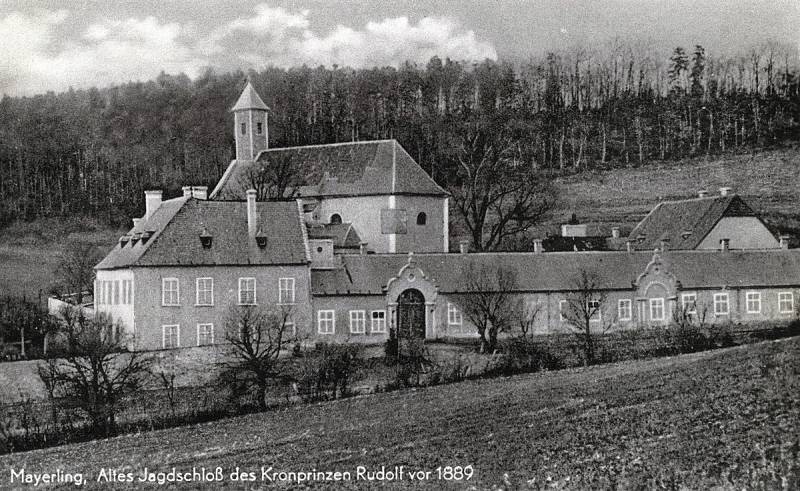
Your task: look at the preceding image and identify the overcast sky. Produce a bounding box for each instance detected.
[1,0,798,96]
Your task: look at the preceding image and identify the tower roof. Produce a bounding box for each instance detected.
[231,80,269,112]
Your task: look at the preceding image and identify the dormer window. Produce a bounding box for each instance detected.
[200,228,213,249]
[256,229,268,249]
[119,235,130,247]
[416,212,427,225]
[330,213,342,225]
[130,232,142,245]
[141,230,154,244]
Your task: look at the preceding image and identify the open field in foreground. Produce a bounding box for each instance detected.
[1,337,798,489]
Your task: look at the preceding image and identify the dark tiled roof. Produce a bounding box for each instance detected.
[311,250,800,295]
[306,222,362,249]
[211,140,446,199]
[96,199,308,269]
[231,81,269,111]
[628,195,763,250]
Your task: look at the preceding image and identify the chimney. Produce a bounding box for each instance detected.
[611,227,620,239]
[720,238,730,252]
[144,190,162,220]
[459,240,470,254]
[132,218,143,231]
[660,238,670,252]
[626,240,633,253]
[246,189,258,238]
[533,239,544,253]
[182,186,192,197]
[360,242,369,255]
[779,235,790,250]
[719,187,732,197]
[192,186,208,200]
[698,189,709,198]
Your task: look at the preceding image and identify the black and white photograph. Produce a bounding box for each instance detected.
[0,0,798,488]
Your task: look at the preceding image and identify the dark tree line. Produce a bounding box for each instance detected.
[0,41,798,229]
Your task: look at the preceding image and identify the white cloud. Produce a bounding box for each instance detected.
[0,5,497,96]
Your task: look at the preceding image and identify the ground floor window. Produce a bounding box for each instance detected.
[371,310,386,333]
[649,298,665,321]
[681,293,697,315]
[618,299,632,321]
[162,324,180,348]
[447,303,462,326]
[197,323,214,346]
[318,310,335,334]
[349,310,366,334]
[714,293,729,316]
[779,292,794,313]
[746,292,761,314]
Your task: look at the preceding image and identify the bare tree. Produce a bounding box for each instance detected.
[561,270,610,366]
[459,262,519,352]
[223,304,295,411]
[38,306,151,437]
[448,123,556,251]
[235,153,302,200]
[53,241,103,304]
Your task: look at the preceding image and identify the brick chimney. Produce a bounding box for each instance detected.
[720,238,730,252]
[698,189,709,198]
[246,189,257,238]
[182,186,192,197]
[611,227,620,239]
[626,240,633,253]
[360,242,369,255]
[132,218,143,231]
[144,190,162,220]
[779,235,790,249]
[719,187,733,196]
[459,240,470,254]
[192,186,208,200]
[533,239,544,253]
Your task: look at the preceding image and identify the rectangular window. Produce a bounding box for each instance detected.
[681,293,697,315]
[318,310,335,334]
[278,278,295,304]
[113,281,120,305]
[238,277,256,305]
[105,281,112,305]
[447,303,462,326]
[162,324,180,349]
[257,122,263,135]
[196,278,214,306]
[746,291,761,314]
[618,299,632,321]
[121,280,127,305]
[240,122,246,135]
[197,323,214,346]
[588,300,602,322]
[559,299,568,321]
[371,310,387,333]
[285,321,296,337]
[779,292,794,314]
[349,310,366,334]
[162,278,180,306]
[713,293,729,316]
[95,280,102,305]
[650,298,665,321]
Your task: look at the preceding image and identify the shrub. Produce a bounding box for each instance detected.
[492,337,563,375]
[384,328,398,362]
[295,344,365,401]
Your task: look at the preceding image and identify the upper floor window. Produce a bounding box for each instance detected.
[779,292,794,313]
[746,291,761,314]
[416,212,427,225]
[618,299,632,321]
[162,278,180,306]
[330,213,342,225]
[162,324,180,348]
[196,278,214,306]
[713,293,729,316]
[349,310,366,334]
[447,303,462,326]
[681,293,697,315]
[371,310,387,333]
[649,298,665,321]
[256,122,263,135]
[279,278,295,304]
[238,277,256,305]
[318,310,335,334]
[559,299,568,322]
[240,122,246,135]
[197,323,214,346]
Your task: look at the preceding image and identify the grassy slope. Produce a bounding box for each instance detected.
[553,146,800,233]
[2,338,797,489]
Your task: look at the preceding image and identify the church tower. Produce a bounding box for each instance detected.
[232,80,269,161]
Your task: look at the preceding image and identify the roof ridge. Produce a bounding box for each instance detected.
[256,139,394,152]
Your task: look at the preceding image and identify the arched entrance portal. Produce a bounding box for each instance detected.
[397,289,426,339]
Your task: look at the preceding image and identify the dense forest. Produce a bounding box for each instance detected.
[0,40,798,228]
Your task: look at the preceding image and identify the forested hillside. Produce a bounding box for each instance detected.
[0,42,798,229]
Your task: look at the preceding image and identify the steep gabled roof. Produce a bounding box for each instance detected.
[211,140,447,199]
[231,81,269,112]
[628,195,764,250]
[311,250,800,295]
[96,198,308,270]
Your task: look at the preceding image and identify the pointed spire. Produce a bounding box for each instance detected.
[231,79,269,112]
